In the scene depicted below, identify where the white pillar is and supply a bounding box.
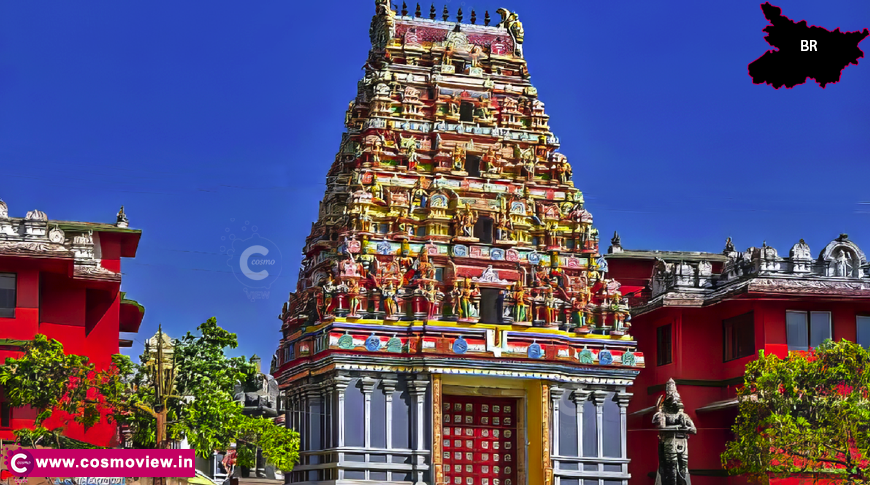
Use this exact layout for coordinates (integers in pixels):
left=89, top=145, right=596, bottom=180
left=550, top=387, right=565, bottom=457
left=592, top=391, right=608, bottom=459
left=334, top=376, right=351, bottom=447
left=573, top=389, right=591, bottom=457
left=616, top=392, right=633, bottom=460
left=382, top=379, right=398, bottom=450
left=361, top=377, right=378, bottom=448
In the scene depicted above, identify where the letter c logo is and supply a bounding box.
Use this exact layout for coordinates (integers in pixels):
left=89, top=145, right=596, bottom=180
left=240, top=245, right=269, bottom=281
left=10, top=453, right=29, bottom=474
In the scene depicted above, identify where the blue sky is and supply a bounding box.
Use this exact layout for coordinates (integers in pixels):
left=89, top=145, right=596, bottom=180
left=1, top=1, right=868, bottom=364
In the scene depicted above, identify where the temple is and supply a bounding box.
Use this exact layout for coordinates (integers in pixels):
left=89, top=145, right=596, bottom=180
left=607, top=234, right=870, bottom=484
left=272, top=3, right=642, bottom=484
left=0, top=198, right=144, bottom=446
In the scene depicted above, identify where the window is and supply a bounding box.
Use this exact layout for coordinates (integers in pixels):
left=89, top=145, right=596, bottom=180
left=465, top=155, right=481, bottom=177
left=656, top=324, right=672, bottom=366
left=378, top=223, right=390, bottom=234
left=479, top=288, right=501, bottom=324
left=459, top=102, right=474, bottom=122
left=416, top=226, right=426, bottom=237
left=723, top=312, right=755, bottom=361
left=857, top=316, right=870, bottom=348
left=0, top=274, right=15, bottom=318
left=473, top=216, right=493, bottom=244
left=787, top=311, right=831, bottom=351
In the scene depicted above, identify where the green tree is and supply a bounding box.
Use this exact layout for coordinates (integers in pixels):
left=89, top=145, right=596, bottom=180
left=0, top=319, right=299, bottom=474
left=0, top=334, right=116, bottom=448
left=115, top=317, right=299, bottom=471
left=722, top=339, right=870, bottom=483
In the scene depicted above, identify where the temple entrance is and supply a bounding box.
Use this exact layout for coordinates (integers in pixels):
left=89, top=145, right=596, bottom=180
left=443, top=395, right=519, bottom=485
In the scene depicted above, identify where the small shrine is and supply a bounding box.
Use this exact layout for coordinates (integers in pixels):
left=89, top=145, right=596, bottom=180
left=273, top=3, right=641, bottom=484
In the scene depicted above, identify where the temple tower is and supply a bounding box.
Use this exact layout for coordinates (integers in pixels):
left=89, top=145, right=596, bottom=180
left=273, top=3, right=643, bottom=484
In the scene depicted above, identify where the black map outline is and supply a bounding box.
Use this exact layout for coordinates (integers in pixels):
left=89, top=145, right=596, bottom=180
left=748, top=2, right=869, bottom=89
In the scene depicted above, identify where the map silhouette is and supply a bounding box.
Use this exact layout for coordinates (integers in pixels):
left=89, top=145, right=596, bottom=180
left=748, top=2, right=869, bottom=89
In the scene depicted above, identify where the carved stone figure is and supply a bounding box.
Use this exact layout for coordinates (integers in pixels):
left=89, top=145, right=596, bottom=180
left=653, top=379, right=697, bottom=485
left=723, top=236, right=735, bottom=254
left=835, top=249, right=851, bottom=277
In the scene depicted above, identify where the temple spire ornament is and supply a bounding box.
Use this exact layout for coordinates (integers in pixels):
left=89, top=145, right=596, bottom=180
left=653, top=379, right=697, bottom=485
left=608, top=231, right=623, bottom=254
left=116, top=205, right=129, bottom=228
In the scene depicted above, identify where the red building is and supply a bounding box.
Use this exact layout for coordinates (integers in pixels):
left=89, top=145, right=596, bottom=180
left=606, top=233, right=870, bottom=484
left=0, top=199, right=144, bottom=446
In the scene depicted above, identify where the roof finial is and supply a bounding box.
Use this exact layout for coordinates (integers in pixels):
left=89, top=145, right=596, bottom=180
left=608, top=231, right=623, bottom=254
left=401, top=1, right=407, bottom=16
left=456, top=7, right=463, bottom=22
left=415, top=2, right=421, bottom=17
left=442, top=5, right=449, bottom=21
left=116, top=206, right=129, bottom=228
left=724, top=236, right=735, bottom=254
left=470, top=9, right=477, bottom=24
left=430, top=3, right=436, bottom=19
left=484, top=10, right=491, bottom=26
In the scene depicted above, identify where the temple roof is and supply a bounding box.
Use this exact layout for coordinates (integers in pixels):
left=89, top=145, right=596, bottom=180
left=631, top=235, right=870, bottom=315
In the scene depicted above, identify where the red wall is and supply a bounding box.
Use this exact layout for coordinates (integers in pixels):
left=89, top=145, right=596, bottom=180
left=0, top=233, right=129, bottom=446
left=625, top=297, right=870, bottom=485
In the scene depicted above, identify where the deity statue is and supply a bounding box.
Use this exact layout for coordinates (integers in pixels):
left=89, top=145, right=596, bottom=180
left=399, top=133, right=419, bottom=170
left=383, top=282, right=399, bottom=318
left=453, top=206, right=477, bottom=238
left=448, top=284, right=462, bottom=319
left=452, top=144, right=466, bottom=171
left=411, top=178, right=427, bottom=211
left=835, top=249, right=852, bottom=277
left=513, top=281, right=528, bottom=322
left=346, top=279, right=362, bottom=316
left=496, top=211, right=514, bottom=241
left=371, top=180, right=384, bottom=201
left=370, top=134, right=386, bottom=165
left=459, top=279, right=479, bottom=319
left=653, top=379, right=697, bottom=485
left=422, top=281, right=443, bottom=319
left=321, top=274, right=339, bottom=318
left=556, top=159, right=570, bottom=184
left=570, top=294, right=587, bottom=327
left=417, top=249, right=436, bottom=280
left=543, top=287, right=558, bottom=325
left=723, top=236, right=735, bottom=254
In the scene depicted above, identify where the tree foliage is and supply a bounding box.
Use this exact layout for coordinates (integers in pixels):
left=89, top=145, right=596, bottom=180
left=0, top=334, right=117, bottom=448
left=0, top=319, right=300, bottom=473
left=722, top=339, right=870, bottom=483
left=115, top=317, right=300, bottom=471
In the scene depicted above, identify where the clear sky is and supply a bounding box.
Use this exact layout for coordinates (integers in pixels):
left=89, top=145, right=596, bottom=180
left=1, top=1, right=868, bottom=365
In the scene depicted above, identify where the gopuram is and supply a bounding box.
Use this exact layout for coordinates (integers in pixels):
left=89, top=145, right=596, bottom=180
left=273, top=3, right=642, bottom=484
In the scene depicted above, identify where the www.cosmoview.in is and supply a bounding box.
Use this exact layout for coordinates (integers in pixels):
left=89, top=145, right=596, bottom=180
left=3, top=448, right=195, bottom=477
